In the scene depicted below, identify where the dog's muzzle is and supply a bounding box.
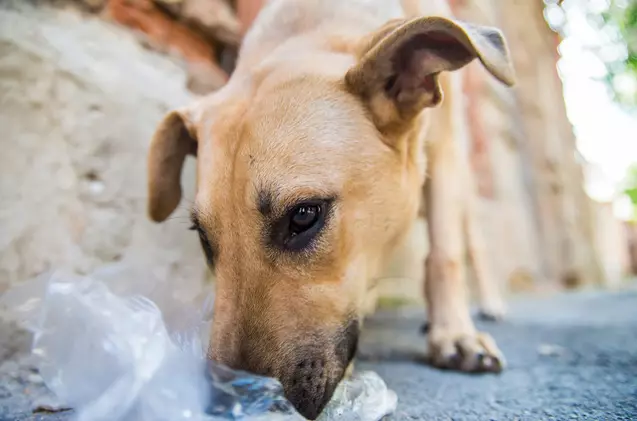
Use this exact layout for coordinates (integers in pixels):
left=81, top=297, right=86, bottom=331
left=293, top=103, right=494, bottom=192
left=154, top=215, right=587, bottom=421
left=281, top=319, right=360, bottom=419
left=209, top=318, right=359, bottom=419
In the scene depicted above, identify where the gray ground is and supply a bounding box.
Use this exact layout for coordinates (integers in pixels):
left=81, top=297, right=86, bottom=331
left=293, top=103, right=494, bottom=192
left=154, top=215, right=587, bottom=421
left=1, top=288, right=636, bottom=421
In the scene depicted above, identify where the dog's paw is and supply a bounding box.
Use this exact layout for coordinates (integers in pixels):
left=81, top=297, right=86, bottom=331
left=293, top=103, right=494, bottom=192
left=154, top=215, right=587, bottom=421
left=477, top=306, right=506, bottom=323
left=427, top=330, right=505, bottom=373
left=419, top=321, right=430, bottom=334
left=477, top=299, right=507, bottom=323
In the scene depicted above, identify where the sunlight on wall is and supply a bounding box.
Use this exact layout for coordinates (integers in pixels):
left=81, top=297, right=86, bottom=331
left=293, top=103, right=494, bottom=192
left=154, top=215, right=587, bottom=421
left=545, top=0, right=637, bottom=220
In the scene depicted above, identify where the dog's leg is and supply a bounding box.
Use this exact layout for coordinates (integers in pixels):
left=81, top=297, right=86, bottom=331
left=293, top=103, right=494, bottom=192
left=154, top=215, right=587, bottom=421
left=423, top=72, right=504, bottom=373
left=463, top=183, right=507, bottom=322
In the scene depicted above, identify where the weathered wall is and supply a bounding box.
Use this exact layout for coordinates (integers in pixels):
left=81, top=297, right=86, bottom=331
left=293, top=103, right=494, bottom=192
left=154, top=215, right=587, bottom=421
left=0, top=1, right=207, bottom=295
left=453, top=0, right=606, bottom=290
left=594, top=203, right=630, bottom=287
left=625, top=222, right=637, bottom=276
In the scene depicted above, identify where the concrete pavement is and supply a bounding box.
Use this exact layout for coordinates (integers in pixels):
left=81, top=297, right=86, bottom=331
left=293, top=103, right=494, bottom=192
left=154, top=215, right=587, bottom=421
left=358, top=287, right=637, bottom=420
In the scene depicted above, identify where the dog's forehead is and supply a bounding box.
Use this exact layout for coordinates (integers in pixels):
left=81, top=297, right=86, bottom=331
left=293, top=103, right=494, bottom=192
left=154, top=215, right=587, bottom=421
left=223, top=83, right=371, bottom=170
left=194, top=74, right=388, bottom=218
left=251, top=88, right=359, bottom=153
left=246, top=83, right=377, bottom=189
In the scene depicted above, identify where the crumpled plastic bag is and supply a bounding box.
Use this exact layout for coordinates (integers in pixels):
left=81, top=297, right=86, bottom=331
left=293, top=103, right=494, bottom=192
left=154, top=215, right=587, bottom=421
left=0, top=271, right=397, bottom=421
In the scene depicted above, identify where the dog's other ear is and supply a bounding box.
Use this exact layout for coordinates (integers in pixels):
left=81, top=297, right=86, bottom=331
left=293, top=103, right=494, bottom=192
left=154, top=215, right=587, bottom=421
left=345, top=16, right=515, bottom=132
left=147, top=109, right=197, bottom=222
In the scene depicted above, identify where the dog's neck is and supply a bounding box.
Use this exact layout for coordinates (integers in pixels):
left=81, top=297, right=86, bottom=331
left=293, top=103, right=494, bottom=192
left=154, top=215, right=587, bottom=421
left=233, top=0, right=407, bottom=76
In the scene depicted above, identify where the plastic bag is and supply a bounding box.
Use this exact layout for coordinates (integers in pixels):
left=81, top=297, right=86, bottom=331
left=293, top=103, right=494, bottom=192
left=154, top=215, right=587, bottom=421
left=1, top=272, right=397, bottom=421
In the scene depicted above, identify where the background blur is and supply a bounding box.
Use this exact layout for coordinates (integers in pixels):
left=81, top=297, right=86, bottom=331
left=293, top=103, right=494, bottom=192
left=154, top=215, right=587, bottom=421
left=1, top=0, right=637, bottom=304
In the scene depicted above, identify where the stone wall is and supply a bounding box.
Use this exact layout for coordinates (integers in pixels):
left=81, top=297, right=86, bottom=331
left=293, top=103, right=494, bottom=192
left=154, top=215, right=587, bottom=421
left=594, top=203, right=630, bottom=287
left=0, top=1, right=207, bottom=297
left=453, top=0, right=607, bottom=290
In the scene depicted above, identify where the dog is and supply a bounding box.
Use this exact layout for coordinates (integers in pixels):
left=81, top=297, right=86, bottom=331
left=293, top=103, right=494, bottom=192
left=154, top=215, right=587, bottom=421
left=146, top=0, right=515, bottom=418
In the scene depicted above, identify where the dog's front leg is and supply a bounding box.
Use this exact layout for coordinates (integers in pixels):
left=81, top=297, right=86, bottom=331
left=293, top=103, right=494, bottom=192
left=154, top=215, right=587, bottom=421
left=424, top=148, right=504, bottom=373
left=422, top=73, right=505, bottom=373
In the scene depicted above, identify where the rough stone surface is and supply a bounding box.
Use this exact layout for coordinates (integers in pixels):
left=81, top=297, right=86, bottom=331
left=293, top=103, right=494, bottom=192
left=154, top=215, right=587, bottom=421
left=2, top=288, right=636, bottom=420
left=0, top=1, right=207, bottom=296
left=105, top=0, right=229, bottom=94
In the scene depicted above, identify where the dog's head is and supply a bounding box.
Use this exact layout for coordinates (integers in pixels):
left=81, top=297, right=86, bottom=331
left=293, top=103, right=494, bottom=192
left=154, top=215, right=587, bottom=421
left=147, top=16, right=513, bottom=419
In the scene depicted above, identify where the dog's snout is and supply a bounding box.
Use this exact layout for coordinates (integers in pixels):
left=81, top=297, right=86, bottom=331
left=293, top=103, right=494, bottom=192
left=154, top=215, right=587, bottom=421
left=210, top=313, right=360, bottom=419
left=283, top=320, right=359, bottom=419
left=292, top=358, right=325, bottom=388
left=285, top=357, right=334, bottom=420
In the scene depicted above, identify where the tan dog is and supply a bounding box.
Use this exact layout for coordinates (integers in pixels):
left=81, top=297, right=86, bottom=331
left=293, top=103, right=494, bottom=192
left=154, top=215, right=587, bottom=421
left=147, top=0, right=514, bottom=418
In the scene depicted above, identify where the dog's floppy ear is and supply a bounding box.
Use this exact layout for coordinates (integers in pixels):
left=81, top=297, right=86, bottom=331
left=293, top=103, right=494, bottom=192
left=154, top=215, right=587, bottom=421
left=345, top=16, right=515, bottom=131
left=147, top=109, right=197, bottom=222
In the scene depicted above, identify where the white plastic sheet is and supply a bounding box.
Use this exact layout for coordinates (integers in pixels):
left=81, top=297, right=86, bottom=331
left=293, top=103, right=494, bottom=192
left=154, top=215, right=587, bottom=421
left=1, top=272, right=397, bottom=421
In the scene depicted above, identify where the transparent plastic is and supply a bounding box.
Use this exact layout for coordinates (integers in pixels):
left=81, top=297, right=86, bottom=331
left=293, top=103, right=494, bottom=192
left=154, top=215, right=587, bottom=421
left=1, top=271, right=397, bottom=421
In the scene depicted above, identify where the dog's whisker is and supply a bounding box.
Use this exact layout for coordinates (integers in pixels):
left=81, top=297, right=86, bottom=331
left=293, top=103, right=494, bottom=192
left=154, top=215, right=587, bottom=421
left=163, top=215, right=193, bottom=224
left=180, top=197, right=196, bottom=206
left=190, top=204, right=214, bottom=223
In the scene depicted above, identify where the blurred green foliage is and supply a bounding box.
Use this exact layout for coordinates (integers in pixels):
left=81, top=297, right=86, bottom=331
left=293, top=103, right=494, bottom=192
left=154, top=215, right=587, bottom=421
left=547, top=0, right=637, bottom=214
left=591, top=0, right=637, bottom=109
left=584, top=1, right=637, bottom=214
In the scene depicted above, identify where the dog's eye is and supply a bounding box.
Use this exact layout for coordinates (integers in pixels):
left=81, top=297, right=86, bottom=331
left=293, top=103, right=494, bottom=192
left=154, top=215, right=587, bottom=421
left=290, top=205, right=320, bottom=234
left=270, top=199, right=331, bottom=252
left=189, top=220, right=216, bottom=266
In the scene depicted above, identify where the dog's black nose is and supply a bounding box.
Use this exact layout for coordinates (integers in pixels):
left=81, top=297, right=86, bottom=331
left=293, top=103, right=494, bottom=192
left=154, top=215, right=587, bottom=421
left=283, top=319, right=359, bottom=419
left=283, top=358, right=336, bottom=420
